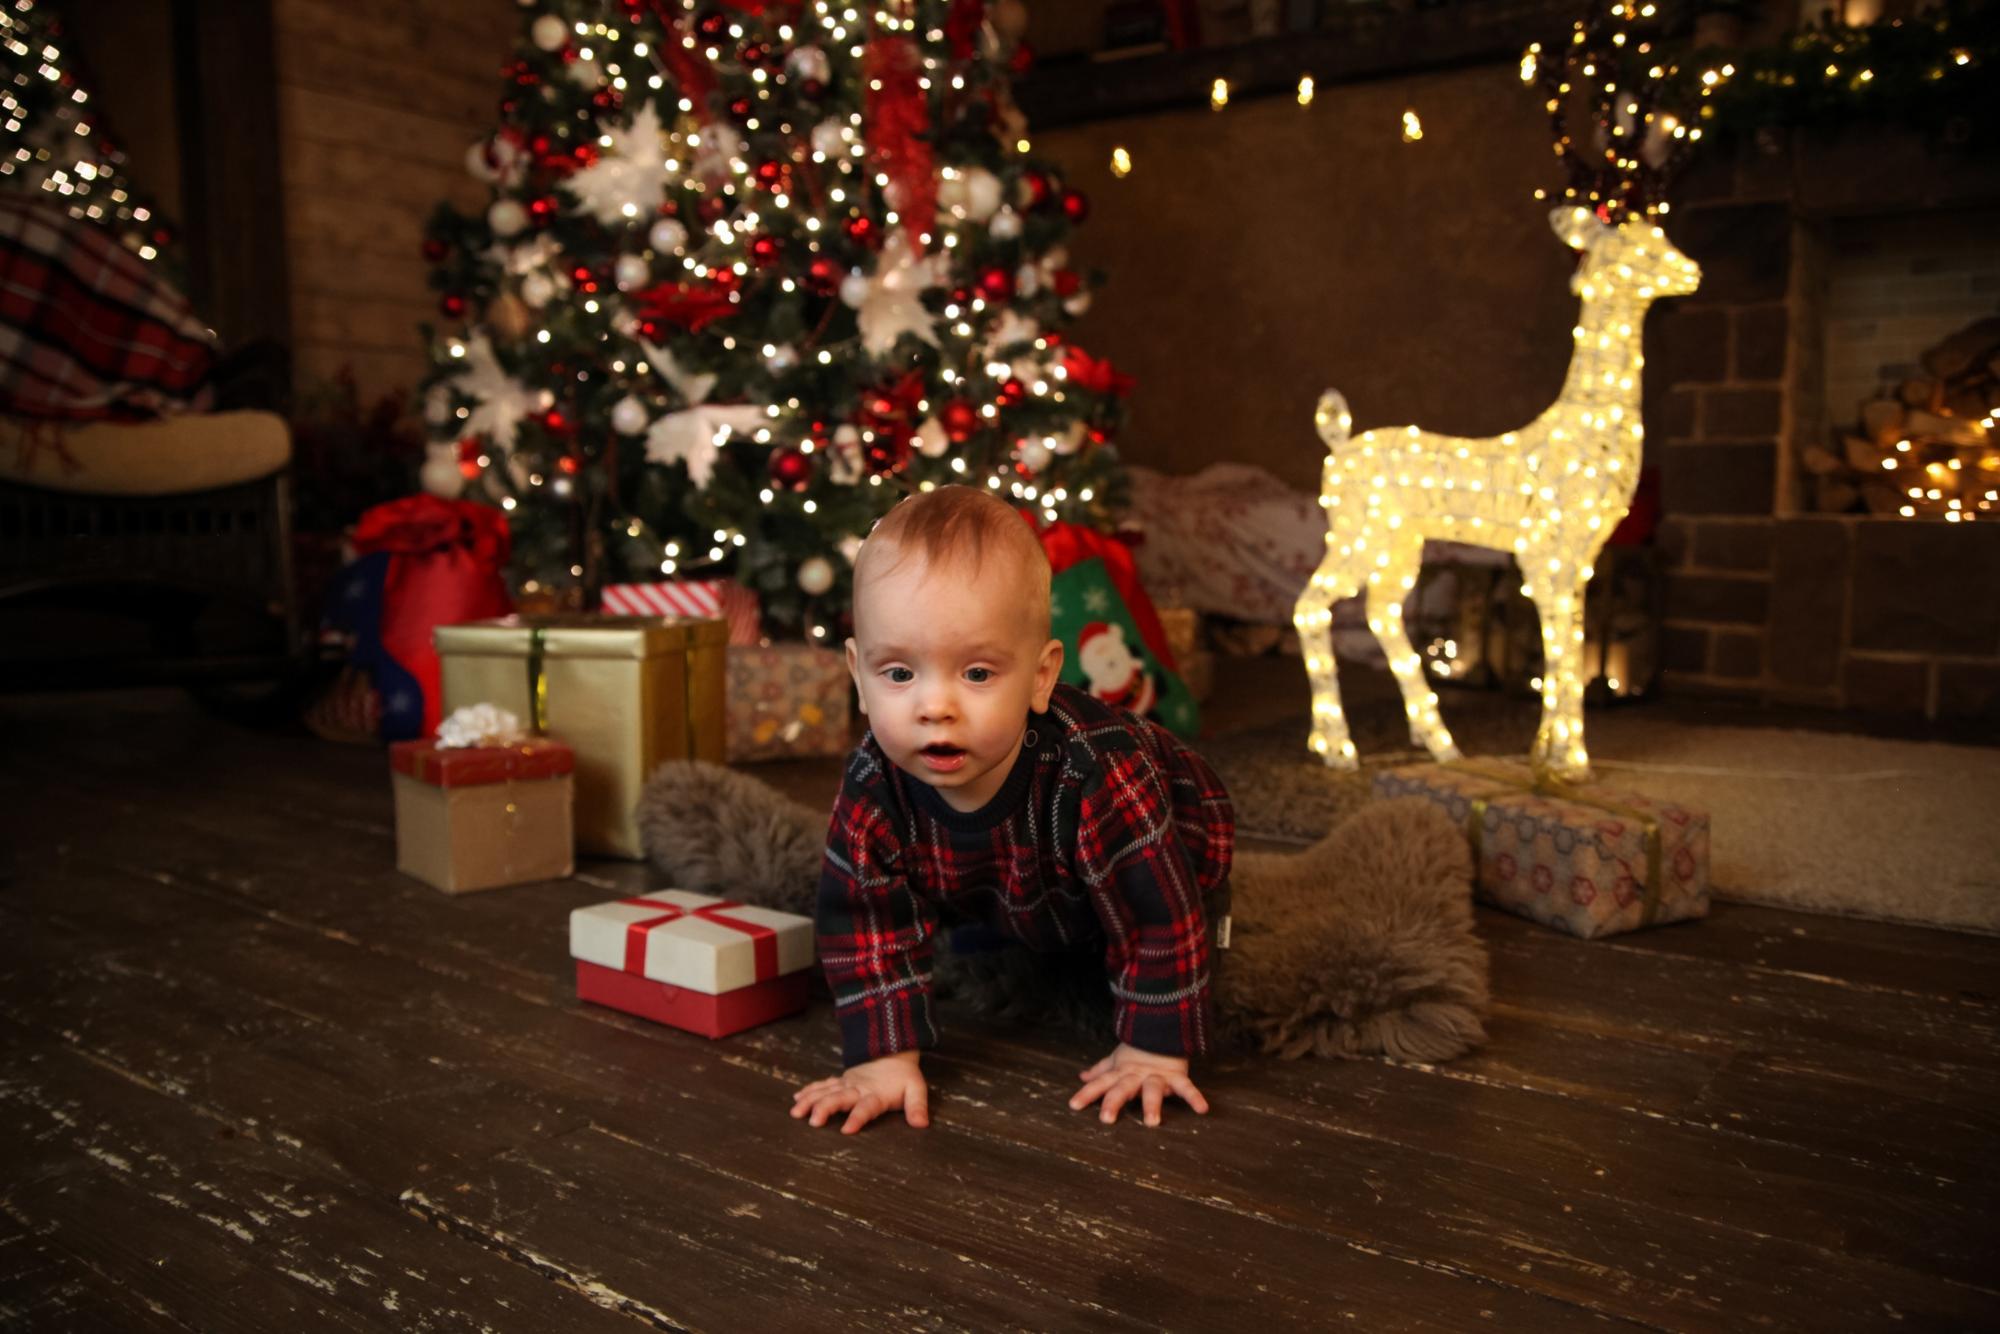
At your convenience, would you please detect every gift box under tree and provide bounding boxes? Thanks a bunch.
[726,641,853,763]
[569,889,815,1038]
[436,614,727,858]
[1372,759,1709,939]
[390,731,574,894]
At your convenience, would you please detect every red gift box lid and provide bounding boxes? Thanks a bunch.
[389,738,575,788]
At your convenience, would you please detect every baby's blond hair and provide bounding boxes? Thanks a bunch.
[854,487,1051,638]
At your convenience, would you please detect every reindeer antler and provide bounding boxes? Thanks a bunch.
[1526,1,1698,226]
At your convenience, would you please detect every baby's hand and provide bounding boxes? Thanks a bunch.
[1069,1043,1211,1127]
[790,1051,929,1134]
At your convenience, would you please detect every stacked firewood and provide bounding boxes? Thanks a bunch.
[1806,317,2000,523]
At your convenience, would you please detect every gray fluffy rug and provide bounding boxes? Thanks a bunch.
[637,761,1490,1062]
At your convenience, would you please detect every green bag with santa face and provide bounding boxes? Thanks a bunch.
[1042,523,1198,738]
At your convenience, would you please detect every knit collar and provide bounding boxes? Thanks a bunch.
[907,711,1047,834]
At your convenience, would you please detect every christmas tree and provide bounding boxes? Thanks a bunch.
[420,0,1134,642]
[0,0,179,270]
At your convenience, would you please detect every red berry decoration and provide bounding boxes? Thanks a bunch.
[806,255,842,293]
[529,195,558,224]
[740,41,771,66]
[999,378,1026,406]
[440,293,467,318]
[977,266,1013,301]
[753,159,785,189]
[530,134,552,155]
[421,238,449,263]
[593,88,621,113]
[864,435,910,476]
[1052,268,1082,298]
[1009,40,1035,76]
[844,216,878,248]
[543,409,569,435]
[729,96,754,121]
[799,77,826,100]
[1061,188,1090,223]
[698,194,730,224]
[941,400,979,442]
[769,447,813,490]
[749,234,782,267]
[557,453,582,475]
[1024,170,1052,208]
[696,9,729,41]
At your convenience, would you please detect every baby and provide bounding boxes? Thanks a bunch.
[791,485,1234,1134]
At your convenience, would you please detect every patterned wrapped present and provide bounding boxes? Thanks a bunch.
[569,889,815,1038]
[727,641,853,763]
[1371,759,1709,938]
[435,615,728,859]
[600,578,762,646]
[390,736,574,894]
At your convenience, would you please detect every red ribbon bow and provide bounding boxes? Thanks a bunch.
[620,896,779,983]
[1062,347,1135,398]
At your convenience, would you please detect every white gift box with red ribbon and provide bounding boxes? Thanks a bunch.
[568,889,813,994]
[600,579,762,646]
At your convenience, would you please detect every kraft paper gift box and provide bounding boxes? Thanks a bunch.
[726,641,854,763]
[569,889,815,1038]
[436,615,728,859]
[390,738,575,894]
[1371,759,1710,939]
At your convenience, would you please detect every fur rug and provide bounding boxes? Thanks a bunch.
[636,762,1489,1062]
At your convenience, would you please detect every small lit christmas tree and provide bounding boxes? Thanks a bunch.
[0,0,179,270]
[420,0,1133,639]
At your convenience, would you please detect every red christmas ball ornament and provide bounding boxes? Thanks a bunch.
[572,142,600,170]
[941,400,979,442]
[499,98,518,116]
[998,378,1026,406]
[440,293,467,318]
[557,453,582,475]
[592,88,621,114]
[843,215,879,248]
[1024,170,1052,209]
[740,40,771,66]
[977,266,1014,301]
[543,408,570,435]
[708,265,741,292]
[769,447,814,491]
[806,255,842,293]
[1052,268,1082,298]
[1089,426,1110,446]
[749,234,782,267]
[729,96,754,121]
[530,133,553,156]
[696,9,729,41]
[1061,188,1090,223]
[421,237,449,263]
[949,286,971,307]
[529,195,559,225]
[753,159,786,189]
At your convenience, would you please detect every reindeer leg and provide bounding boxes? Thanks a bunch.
[1526,565,1593,783]
[1370,539,1461,763]
[1292,554,1359,770]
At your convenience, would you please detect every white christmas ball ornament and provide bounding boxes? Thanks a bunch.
[838,270,870,309]
[615,254,651,290]
[420,442,465,497]
[648,217,689,254]
[810,118,847,160]
[488,198,529,238]
[915,416,950,458]
[935,171,968,215]
[988,206,1022,241]
[520,269,556,307]
[961,168,1003,222]
[530,14,569,51]
[610,395,651,435]
[787,45,830,83]
[797,555,835,596]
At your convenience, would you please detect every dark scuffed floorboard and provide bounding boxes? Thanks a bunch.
[2,686,1997,1332]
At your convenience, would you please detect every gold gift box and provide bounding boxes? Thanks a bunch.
[436,615,728,858]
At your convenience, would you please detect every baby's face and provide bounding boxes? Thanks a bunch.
[846,544,1061,813]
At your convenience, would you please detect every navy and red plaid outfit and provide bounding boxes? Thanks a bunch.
[816,682,1235,1068]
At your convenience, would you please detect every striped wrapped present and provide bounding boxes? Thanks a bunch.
[601,578,761,645]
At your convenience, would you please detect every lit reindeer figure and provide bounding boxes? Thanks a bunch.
[1292,206,1700,781]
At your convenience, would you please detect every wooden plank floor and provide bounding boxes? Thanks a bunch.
[3,681,1997,1332]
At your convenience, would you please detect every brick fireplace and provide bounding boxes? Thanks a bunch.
[1644,127,2000,724]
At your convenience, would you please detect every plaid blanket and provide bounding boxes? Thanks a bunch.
[0,196,216,419]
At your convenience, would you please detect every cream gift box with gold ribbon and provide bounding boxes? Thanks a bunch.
[436,615,727,858]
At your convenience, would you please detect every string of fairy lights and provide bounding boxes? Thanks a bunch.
[0,0,173,265]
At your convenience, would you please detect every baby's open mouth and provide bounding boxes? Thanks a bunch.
[917,742,968,772]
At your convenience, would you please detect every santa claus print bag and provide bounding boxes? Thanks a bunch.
[1038,520,1200,737]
